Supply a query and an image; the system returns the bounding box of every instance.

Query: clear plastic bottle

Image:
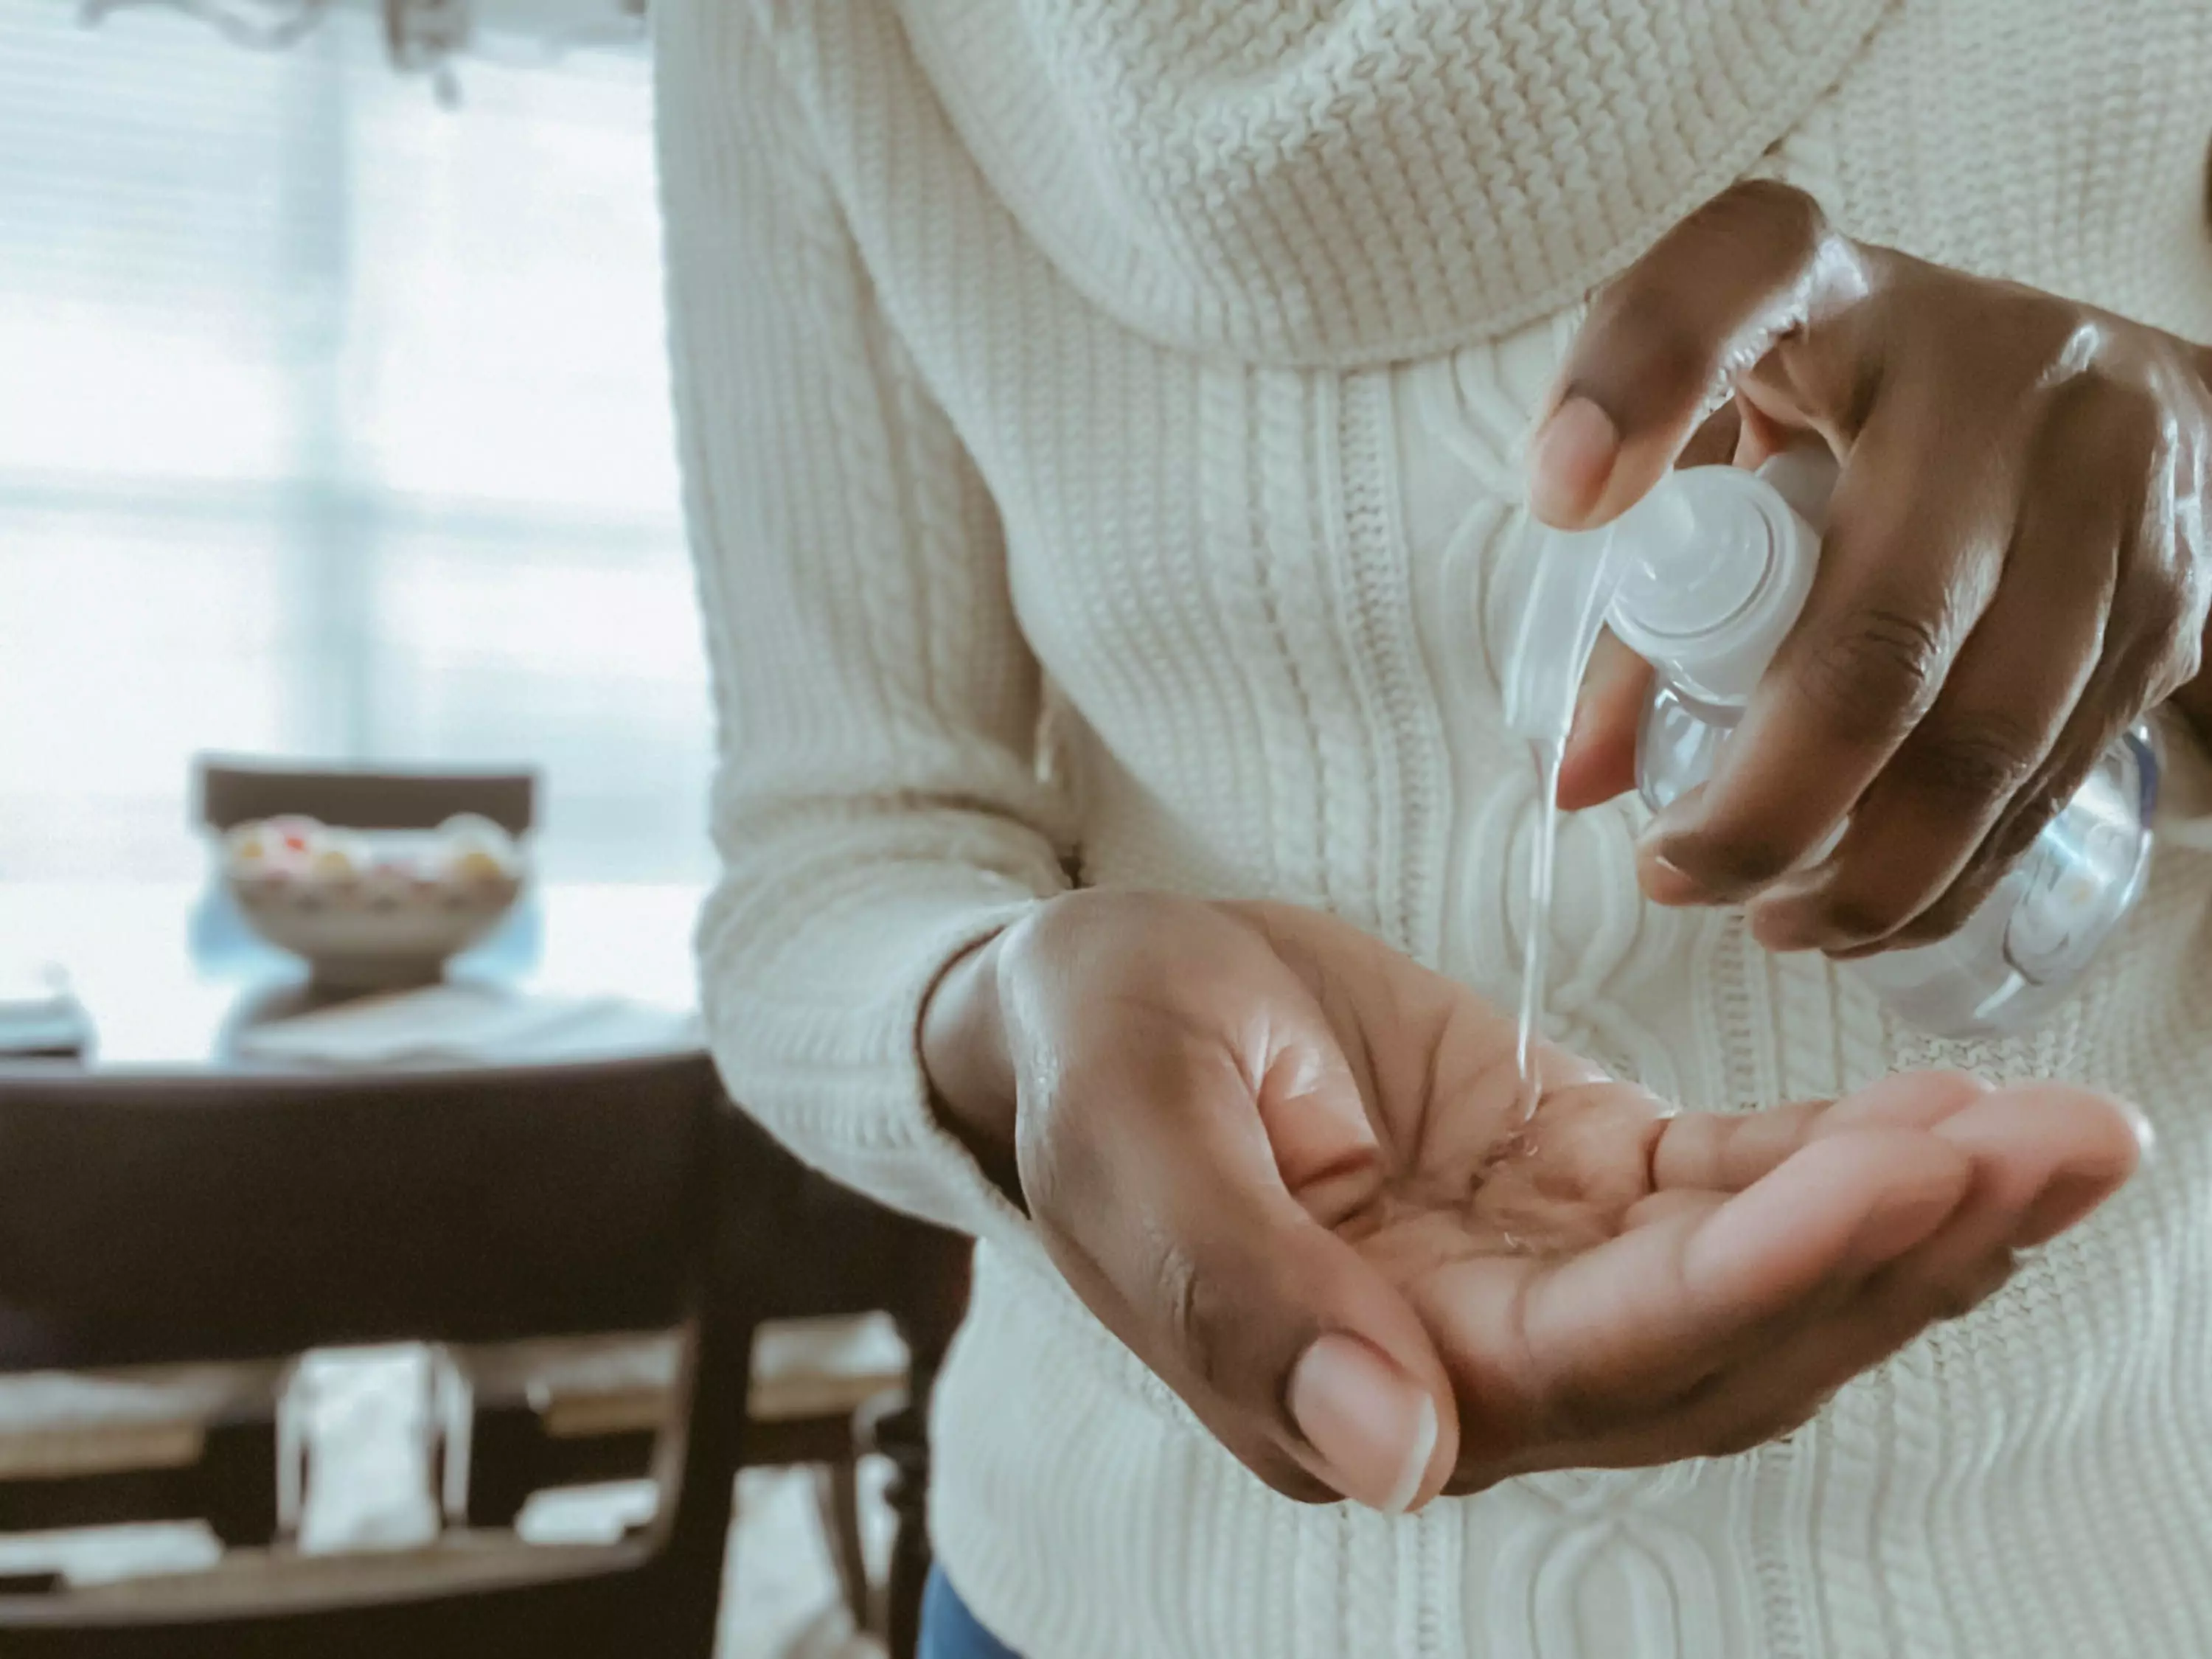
[1501,451,2160,1041]
[1610,452,2160,1040]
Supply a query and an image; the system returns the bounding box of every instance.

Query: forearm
[661,0,1074,1236]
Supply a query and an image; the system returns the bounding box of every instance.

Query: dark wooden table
[0,878,969,1658]
[0,880,703,1073]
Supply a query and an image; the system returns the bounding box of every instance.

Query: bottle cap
[1607,465,1823,708]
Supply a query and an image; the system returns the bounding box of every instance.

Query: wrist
[920,922,1022,1194]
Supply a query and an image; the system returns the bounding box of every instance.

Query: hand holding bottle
[1528,181,2212,959]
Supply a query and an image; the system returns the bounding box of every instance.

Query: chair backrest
[0,1054,712,1370]
[0,1054,745,1659]
[194,758,538,839]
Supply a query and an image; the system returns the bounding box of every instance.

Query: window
[0,0,712,881]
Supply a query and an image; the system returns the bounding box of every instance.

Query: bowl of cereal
[222,813,526,989]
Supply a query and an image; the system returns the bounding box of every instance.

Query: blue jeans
[919,1565,1023,1659]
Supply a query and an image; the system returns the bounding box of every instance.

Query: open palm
[981,891,2144,1512]
[1237,902,2144,1495]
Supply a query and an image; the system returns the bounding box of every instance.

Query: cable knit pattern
[893,0,1902,363]
[658,1,2212,1653]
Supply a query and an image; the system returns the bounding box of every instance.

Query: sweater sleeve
[655,0,1072,1246]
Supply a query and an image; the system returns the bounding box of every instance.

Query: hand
[922,891,2146,1507]
[1531,181,2212,956]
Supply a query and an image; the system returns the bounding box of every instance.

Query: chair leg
[866,1392,931,1659]
[881,1238,968,1659]
[812,1460,872,1635]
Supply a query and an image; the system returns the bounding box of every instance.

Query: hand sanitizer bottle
[1604,451,2160,1040]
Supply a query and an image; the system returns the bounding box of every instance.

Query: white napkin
[232,982,701,1068]
[0,961,90,1055]
[286,1346,448,1556]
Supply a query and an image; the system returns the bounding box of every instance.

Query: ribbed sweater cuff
[698,884,1043,1253]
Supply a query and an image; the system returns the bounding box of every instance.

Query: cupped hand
[1531,180,2212,956]
[922,891,2146,1511]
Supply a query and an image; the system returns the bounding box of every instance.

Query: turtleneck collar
[888,0,1893,367]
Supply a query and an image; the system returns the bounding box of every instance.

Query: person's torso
[757,3,2212,1651]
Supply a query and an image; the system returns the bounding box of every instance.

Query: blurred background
[0,6,930,1657]
[0,0,712,886]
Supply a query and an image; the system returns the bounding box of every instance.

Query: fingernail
[1287,1333,1438,1514]
[2118,1099,2157,1168]
[1747,901,1825,956]
[1638,849,1711,908]
[1528,396,1620,526]
[1564,653,1625,747]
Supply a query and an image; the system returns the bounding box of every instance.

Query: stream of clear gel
[1513,737,1565,1124]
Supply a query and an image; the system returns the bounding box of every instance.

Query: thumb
[1557,629,1655,810]
[1528,181,1836,530]
[1026,1029,1456,1514]
[1168,1164,1453,1514]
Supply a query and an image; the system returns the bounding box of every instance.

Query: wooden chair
[712,1108,973,1657]
[193,757,538,838]
[0,1054,973,1658]
[0,1054,745,1658]
[184,755,956,1640]
[456,1310,911,1638]
[463,1109,975,1654]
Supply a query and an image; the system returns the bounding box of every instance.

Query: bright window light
[0,0,711,882]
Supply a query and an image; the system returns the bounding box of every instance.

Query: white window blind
[0,0,712,881]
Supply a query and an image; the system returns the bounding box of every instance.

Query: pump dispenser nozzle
[1502,453,1837,741]
[1608,464,1823,709]
[1500,517,1630,743]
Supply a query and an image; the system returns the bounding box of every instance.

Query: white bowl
[223,815,526,990]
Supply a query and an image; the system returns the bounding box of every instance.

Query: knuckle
[1893,715,2043,813]
[1994,785,2071,863]
[2141,625,2205,702]
[2059,372,2163,452]
[2110,643,2174,714]
[1890,884,1986,948]
[2167,630,2206,695]
[1585,287,1714,406]
[1149,1239,1272,1410]
[1671,828,1801,892]
[1722,178,1826,238]
[1682,181,1826,287]
[1152,1239,1219,1384]
[1809,886,1912,948]
[1799,608,1950,742]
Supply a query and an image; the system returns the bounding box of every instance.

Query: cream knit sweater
[656,2,2212,1654]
